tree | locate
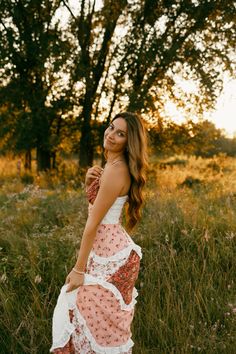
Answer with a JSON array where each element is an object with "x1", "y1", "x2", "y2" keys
[
  {"x1": 188, "y1": 120, "x2": 223, "y2": 157},
  {"x1": 60, "y1": 0, "x2": 128, "y2": 166},
  {"x1": 61, "y1": 0, "x2": 235, "y2": 166},
  {"x1": 149, "y1": 118, "x2": 231, "y2": 157},
  {"x1": 1, "y1": 0, "x2": 235, "y2": 168},
  {"x1": 0, "y1": 0, "x2": 71, "y2": 170},
  {"x1": 149, "y1": 119, "x2": 191, "y2": 155}
]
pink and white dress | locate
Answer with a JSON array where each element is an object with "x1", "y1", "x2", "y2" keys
[{"x1": 50, "y1": 177, "x2": 142, "y2": 354}]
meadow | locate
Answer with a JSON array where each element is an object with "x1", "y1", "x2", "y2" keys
[{"x1": 0, "y1": 154, "x2": 236, "y2": 354}]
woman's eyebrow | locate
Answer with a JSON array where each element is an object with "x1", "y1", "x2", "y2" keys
[
  {"x1": 116, "y1": 129, "x2": 127, "y2": 135},
  {"x1": 112, "y1": 124, "x2": 127, "y2": 134}
]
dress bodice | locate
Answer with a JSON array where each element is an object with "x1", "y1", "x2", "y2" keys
[
  {"x1": 86, "y1": 177, "x2": 128, "y2": 224},
  {"x1": 88, "y1": 195, "x2": 128, "y2": 224}
]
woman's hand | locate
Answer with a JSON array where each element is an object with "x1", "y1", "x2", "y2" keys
[
  {"x1": 65, "y1": 270, "x2": 84, "y2": 292},
  {"x1": 85, "y1": 165, "x2": 103, "y2": 188}
]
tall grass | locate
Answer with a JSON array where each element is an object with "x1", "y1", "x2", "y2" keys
[{"x1": 0, "y1": 155, "x2": 236, "y2": 353}]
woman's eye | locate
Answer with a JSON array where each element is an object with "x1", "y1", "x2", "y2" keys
[
  {"x1": 109, "y1": 125, "x2": 113, "y2": 130},
  {"x1": 118, "y1": 132, "x2": 124, "y2": 137}
]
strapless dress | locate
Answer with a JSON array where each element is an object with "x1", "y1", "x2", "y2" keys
[{"x1": 51, "y1": 177, "x2": 142, "y2": 354}]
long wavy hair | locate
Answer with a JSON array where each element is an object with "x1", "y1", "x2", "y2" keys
[{"x1": 111, "y1": 112, "x2": 148, "y2": 231}]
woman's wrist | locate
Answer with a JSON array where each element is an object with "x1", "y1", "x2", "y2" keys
[
  {"x1": 72, "y1": 267, "x2": 85, "y2": 275},
  {"x1": 74, "y1": 256, "x2": 86, "y2": 273}
]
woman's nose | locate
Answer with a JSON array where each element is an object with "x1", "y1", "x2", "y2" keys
[{"x1": 107, "y1": 131, "x2": 115, "y2": 139}]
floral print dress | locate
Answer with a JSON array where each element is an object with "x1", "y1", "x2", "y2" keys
[{"x1": 50, "y1": 177, "x2": 142, "y2": 354}]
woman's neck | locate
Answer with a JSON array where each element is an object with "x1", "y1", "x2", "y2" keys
[{"x1": 106, "y1": 153, "x2": 125, "y2": 164}]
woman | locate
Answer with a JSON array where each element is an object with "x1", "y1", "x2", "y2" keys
[{"x1": 50, "y1": 112, "x2": 148, "y2": 354}]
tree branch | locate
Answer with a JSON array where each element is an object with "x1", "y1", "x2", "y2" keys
[{"x1": 61, "y1": 0, "x2": 76, "y2": 20}]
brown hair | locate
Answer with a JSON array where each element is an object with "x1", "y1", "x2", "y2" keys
[{"x1": 111, "y1": 112, "x2": 148, "y2": 231}]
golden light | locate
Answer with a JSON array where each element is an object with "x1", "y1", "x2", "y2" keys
[
  {"x1": 166, "y1": 77, "x2": 236, "y2": 138},
  {"x1": 206, "y1": 79, "x2": 236, "y2": 138}
]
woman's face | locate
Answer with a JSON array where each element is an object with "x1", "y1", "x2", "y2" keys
[{"x1": 103, "y1": 118, "x2": 128, "y2": 153}]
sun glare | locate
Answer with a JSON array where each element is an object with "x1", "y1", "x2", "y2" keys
[
  {"x1": 166, "y1": 78, "x2": 236, "y2": 138},
  {"x1": 206, "y1": 79, "x2": 236, "y2": 138}
]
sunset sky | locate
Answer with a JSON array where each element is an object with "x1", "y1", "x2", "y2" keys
[
  {"x1": 166, "y1": 78, "x2": 236, "y2": 137},
  {"x1": 206, "y1": 79, "x2": 236, "y2": 137}
]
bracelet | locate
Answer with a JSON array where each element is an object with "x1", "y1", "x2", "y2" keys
[{"x1": 72, "y1": 268, "x2": 85, "y2": 275}]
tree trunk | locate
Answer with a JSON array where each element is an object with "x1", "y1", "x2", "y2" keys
[
  {"x1": 79, "y1": 122, "x2": 94, "y2": 167},
  {"x1": 52, "y1": 152, "x2": 57, "y2": 169},
  {"x1": 37, "y1": 147, "x2": 51, "y2": 171},
  {"x1": 78, "y1": 92, "x2": 95, "y2": 167},
  {"x1": 24, "y1": 150, "x2": 32, "y2": 170}
]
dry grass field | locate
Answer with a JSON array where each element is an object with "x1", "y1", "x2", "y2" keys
[{"x1": 0, "y1": 154, "x2": 236, "y2": 353}]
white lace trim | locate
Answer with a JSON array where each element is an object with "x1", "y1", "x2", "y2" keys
[
  {"x1": 50, "y1": 284, "x2": 134, "y2": 353},
  {"x1": 89, "y1": 243, "x2": 142, "y2": 265},
  {"x1": 87, "y1": 254, "x2": 128, "y2": 280},
  {"x1": 50, "y1": 323, "x2": 75, "y2": 351},
  {"x1": 87, "y1": 245, "x2": 141, "y2": 280},
  {"x1": 50, "y1": 285, "x2": 77, "y2": 352}
]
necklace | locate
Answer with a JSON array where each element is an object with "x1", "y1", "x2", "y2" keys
[
  {"x1": 111, "y1": 159, "x2": 125, "y2": 165},
  {"x1": 106, "y1": 158, "x2": 126, "y2": 166}
]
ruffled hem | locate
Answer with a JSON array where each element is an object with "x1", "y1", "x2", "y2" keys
[
  {"x1": 89, "y1": 244, "x2": 142, "y2": 265},
  {"x1": 50, "y1": 323, "x2": 75, "y2": 351},
  {"x1": 50, "y1": 285, "x2": 77, "y2": 352},
  {"x1": 50, "y1": 284, "x2": 134, "y2": 353}
]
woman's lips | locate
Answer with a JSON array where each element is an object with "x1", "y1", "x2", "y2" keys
[{"x1": 105, "y1": 138, "x2": 115, "y2": 145}]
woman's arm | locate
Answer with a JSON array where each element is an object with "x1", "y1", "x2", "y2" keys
[{"x1": 65, "y1": 164, "x2": 127, "y2": 292}]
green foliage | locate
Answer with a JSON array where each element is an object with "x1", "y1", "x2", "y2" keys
[
  {"x1": 0, "y1": 0, "x2": 71, "y2": 170},
  {"x1": 1, "y1": 0, "x2": 236, "y2": 167},
  {"x1": 149, "y1": 119, "x2": 236, "y2": 157},
  {"x1": 1, "y1": 155, "x2": 236, "y2": 353}
]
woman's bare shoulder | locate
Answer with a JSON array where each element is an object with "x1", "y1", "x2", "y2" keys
[
  {"x1": 103, "y1": 161, "x2": 129, "y2": 178},
  {"x1": 101, "y1": 161, "x2": 130, "y2": 195}
]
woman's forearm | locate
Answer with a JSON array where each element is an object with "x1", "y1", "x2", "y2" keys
[{"x1": 74, "y1": 222, "x2": 98, "y2": 272}]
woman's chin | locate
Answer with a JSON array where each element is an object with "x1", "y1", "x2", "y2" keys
[{"x1": 104, "y1": 142, "x2": 113, "y2": 150}]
